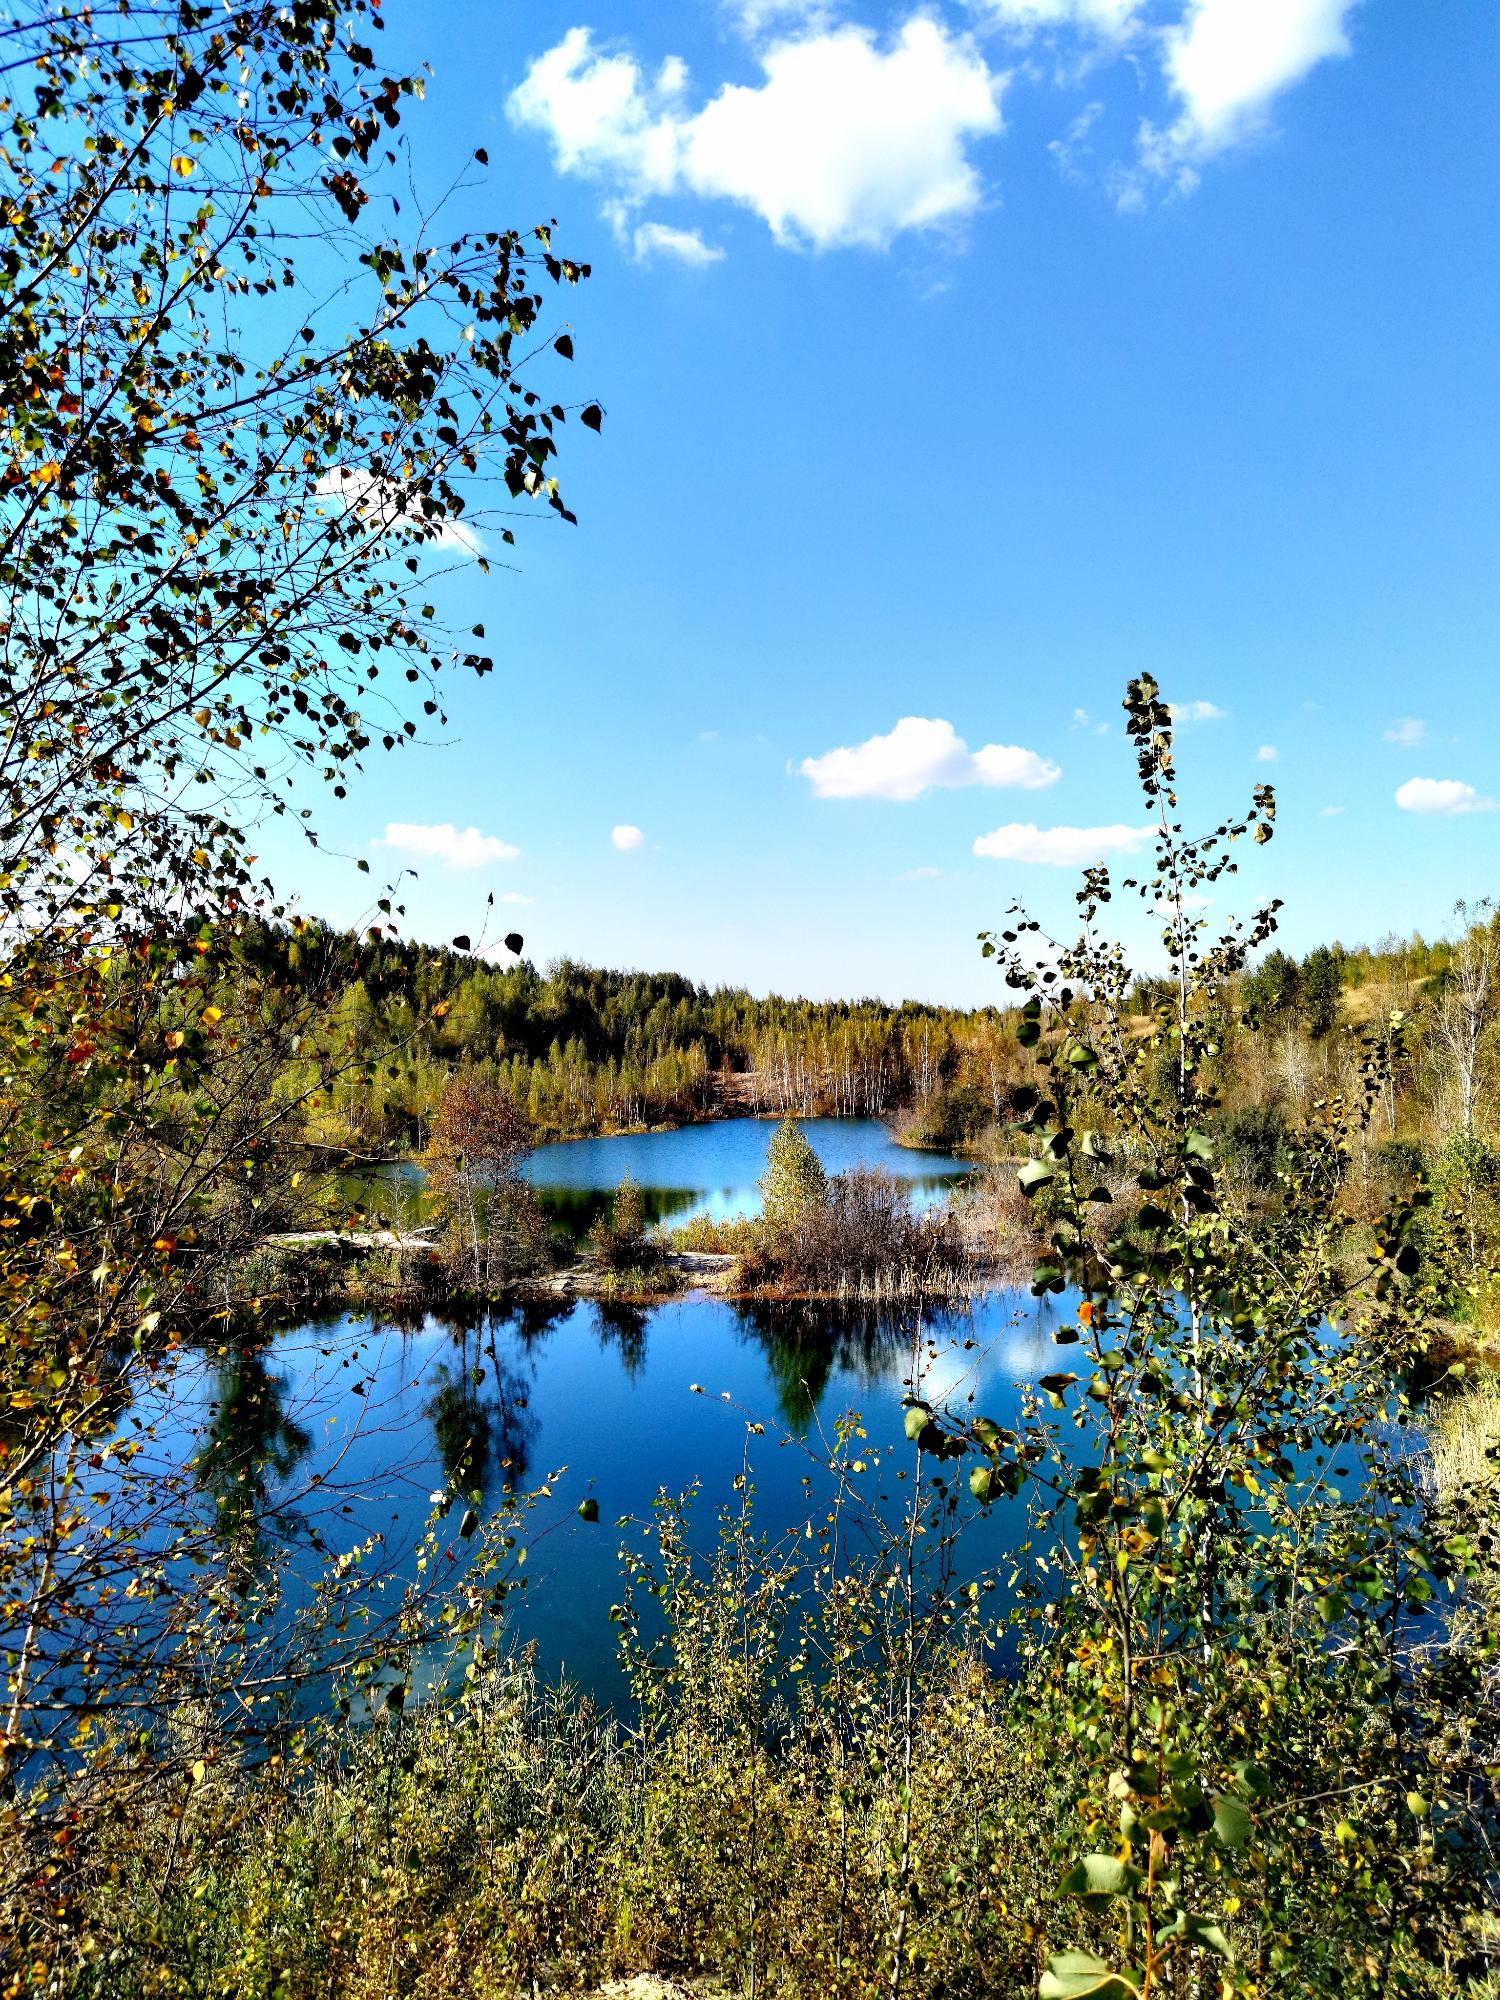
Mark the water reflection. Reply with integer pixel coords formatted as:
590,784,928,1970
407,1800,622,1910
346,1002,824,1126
345,1117,976,1247
195,1343,312,1587
175,1280,1069,1698
725,1296,920,1431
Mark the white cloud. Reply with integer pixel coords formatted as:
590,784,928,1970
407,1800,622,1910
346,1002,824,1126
632,220,725,264
1155,892,1212,915
1394,778,1496,819
727,0,837,35
316,467,484,555
382,823,520,870
499,891,535,905
800,716,1060,800
973,821,1153,866
1256,744,1279,763
1168,699,1226,724
975,0,1140,37
1384,716,1427,747
612,823,647,849
897,865,943,881
1317,805,1345,817
1143,0,1357,175
509,19,1005,252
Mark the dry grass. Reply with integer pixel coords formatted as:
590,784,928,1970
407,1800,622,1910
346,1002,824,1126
1427,1370,1500,1496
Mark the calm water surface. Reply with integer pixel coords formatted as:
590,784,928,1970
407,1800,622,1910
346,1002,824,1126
368,1115,976,1242
172,1285,1070,1704
181,1122,1017,1703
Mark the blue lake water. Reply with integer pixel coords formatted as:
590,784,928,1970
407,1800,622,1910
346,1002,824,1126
155,1121,1034,1703
362,1114,977,1244
169,1283,1070,1706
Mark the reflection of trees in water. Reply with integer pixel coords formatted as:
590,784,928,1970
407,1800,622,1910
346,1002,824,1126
426,1367,495,1496
424,1308,548,1496
532,1182,705,1248
505,1294,576,1347
730,1299,922,1432
593,1297,649,1378
195,1344,312,1588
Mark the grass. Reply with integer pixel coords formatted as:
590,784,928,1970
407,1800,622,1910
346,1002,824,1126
1428,1370,1500,1496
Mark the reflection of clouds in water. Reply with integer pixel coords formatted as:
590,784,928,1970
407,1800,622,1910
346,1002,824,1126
913,1293,1071,1412
994,1294,1069,1381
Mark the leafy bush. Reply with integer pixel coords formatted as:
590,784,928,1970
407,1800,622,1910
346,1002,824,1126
1215,1101,1290,1189
589,1172,657,1271
752,1166,970,1294
900,1082,992,1151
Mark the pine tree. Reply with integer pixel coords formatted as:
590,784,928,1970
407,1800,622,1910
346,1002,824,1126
759,1117,829,1231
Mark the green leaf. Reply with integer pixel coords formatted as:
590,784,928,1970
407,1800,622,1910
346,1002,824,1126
903,1401,932,1441
1232,1759,1273,1798
1212,1793,1252,1849
1018,1160,1054,1197
458,1507,478,1538
1040,1951,1142,1999
1158,1910,1233,1961
577,1497,600,1523
969,1465,994,1503
580,402,603,431
1059,1854,1144,1900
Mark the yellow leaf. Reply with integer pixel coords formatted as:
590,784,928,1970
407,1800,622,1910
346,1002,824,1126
170,155,195,177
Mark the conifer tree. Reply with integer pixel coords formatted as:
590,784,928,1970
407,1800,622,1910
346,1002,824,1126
759,1117,829,1231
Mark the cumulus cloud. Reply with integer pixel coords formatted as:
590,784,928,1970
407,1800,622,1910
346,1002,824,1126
1394,778,1496,818
800,716,1060,800
382,823,520,869
973,821,1153,866
612,823,647,849
1168,699,1226,724
632,220,725,264
1142,0,1358,179
1257,744,1279,763
1384,716,1428,747
509,19,1005,252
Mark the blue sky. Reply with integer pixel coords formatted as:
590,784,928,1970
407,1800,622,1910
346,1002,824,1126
279,1,1499,1005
